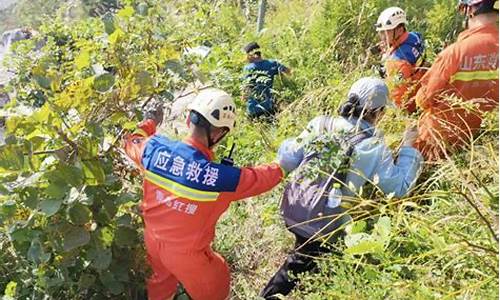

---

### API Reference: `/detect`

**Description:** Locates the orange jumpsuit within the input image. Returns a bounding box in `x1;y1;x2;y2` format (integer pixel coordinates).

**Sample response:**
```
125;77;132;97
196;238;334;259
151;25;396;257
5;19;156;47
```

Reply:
414;23;499;160
123;120;284;300
384;31;426;113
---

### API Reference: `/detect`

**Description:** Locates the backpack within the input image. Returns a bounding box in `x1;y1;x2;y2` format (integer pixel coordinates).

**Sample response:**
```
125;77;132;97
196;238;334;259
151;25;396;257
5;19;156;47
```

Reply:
280;128;372;240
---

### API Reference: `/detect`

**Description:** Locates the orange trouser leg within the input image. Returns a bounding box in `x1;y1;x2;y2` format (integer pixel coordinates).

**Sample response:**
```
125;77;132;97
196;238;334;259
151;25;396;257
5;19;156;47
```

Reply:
414;111;481;161
144;231;231;300
414;114;448;161
162;248;231;300
144;231;179;300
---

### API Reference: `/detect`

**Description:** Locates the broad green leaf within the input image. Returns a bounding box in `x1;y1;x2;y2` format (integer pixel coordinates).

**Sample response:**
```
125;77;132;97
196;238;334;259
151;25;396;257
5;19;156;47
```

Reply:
102;12;115;34
0;184;9;195
27;238;51;264
103;198;117;219
135;71;153;94
34;75;51;90
5;116;22;134
68;203;92;225
100;271;124;295
19;187;39;209
159;46;180;61
4;281;17;298
111;263;129;282
1;200;17;219
63;226;90;251
44;270;65;288
374;216;391;243
363;266;379;280
345;220;366;234
39;198;63;216
105;174;123;191
48;164;83;187
109;112;128;123
75;50;91;70
31;103;53;123
345;240;385;255
345;232;371;248
108;28;124;45
45;182;69;199
116;192;136;204
431;235;447;250
78;274;96;289
116;214;132;227
81;159;106;185
114;227;137;247
8;225;38;243
88;246;112;271
136;3;149;16
117;6;134;18
0;145;24;171
123;121;137;130
93;73;115;93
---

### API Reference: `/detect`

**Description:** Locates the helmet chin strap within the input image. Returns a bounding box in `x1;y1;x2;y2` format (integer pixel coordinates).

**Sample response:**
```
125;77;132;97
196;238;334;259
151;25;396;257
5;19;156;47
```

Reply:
189;111;229;148
204;126;215;148
391;29;403;48
207;128;228;148
464;5;471;28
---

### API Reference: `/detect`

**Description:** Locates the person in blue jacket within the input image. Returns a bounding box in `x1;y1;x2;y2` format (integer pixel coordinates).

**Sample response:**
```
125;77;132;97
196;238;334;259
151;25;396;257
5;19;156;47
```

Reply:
241;42;291;118
263;77;424;299
374;7;426;113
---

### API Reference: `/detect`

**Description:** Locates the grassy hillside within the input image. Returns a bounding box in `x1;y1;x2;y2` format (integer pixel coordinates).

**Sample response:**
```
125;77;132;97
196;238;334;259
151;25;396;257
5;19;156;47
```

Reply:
0;0;497;299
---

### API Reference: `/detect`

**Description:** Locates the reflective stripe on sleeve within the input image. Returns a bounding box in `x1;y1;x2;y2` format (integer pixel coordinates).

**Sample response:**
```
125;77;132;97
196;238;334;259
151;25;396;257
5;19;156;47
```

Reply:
450;69;499;82
145;171;220;202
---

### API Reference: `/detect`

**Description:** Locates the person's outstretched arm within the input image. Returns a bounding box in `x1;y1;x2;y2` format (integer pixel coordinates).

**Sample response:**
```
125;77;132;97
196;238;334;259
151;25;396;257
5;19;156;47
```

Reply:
415;46;457;111
219;163;285;202
351;127;423;198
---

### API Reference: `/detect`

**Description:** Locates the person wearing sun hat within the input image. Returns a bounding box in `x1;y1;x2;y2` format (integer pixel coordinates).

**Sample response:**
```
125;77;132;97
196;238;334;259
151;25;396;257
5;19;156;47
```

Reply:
261;77;423;299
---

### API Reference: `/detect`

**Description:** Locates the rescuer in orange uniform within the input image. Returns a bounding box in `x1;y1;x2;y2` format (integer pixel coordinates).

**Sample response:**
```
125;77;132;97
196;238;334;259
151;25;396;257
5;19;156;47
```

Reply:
123;88;291;300
374;7;426;114
414;0;499;160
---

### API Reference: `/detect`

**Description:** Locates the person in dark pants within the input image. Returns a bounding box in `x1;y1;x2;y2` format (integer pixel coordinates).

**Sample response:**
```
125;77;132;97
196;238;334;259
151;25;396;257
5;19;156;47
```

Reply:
241;42;291;119
261;77;423;299
260;234;334;299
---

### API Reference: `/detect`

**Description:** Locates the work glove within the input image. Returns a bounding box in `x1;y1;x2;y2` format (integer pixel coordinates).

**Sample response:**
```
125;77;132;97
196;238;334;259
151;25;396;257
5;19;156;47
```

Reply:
277;138;304;175
402;124;418;147
143;99;164;126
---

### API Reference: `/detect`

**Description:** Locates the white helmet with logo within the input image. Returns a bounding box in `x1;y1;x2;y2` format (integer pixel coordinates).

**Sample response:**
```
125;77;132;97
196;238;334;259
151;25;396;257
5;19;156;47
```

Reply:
375;7;407;31
187;88;237;131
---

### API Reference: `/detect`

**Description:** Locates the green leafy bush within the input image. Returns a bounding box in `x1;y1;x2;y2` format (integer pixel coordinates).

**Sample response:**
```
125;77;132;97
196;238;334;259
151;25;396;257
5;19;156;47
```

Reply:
0;2;198;298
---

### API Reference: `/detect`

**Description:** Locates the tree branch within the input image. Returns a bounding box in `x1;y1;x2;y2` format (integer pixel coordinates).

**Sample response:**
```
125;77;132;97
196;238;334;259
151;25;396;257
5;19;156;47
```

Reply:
457;190;499;242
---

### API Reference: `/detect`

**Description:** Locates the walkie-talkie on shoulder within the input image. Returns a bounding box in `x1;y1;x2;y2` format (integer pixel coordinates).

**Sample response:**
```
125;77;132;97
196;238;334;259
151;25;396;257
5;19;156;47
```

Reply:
221;142;236;166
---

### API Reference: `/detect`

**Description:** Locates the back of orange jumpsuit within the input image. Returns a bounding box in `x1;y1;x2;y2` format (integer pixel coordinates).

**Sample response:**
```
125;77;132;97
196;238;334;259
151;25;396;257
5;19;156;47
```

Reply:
124;120;284;300
414;23;499;160
384;31;426;114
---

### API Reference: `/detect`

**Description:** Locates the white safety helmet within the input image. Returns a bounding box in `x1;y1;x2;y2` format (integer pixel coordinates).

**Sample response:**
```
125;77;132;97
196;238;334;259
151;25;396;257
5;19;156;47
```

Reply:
187;88;237;131
375;7;407;31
